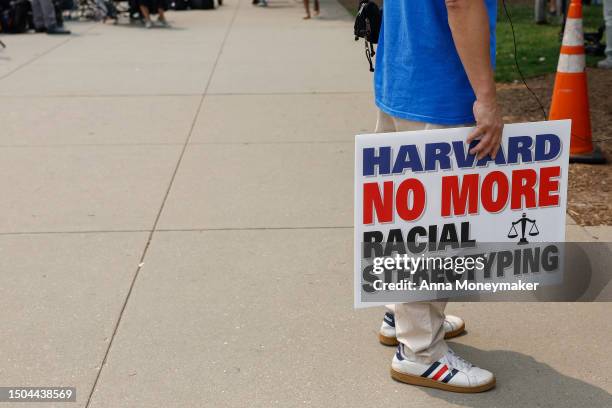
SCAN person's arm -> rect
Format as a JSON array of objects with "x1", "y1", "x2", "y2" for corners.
[{"x1": 446, "y1": 0, "x2": 503, "y2": 160}]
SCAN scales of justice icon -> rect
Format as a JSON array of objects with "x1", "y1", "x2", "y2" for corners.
[{"x1": 508, "y1": 213, "x2": 540, "y2": 245}]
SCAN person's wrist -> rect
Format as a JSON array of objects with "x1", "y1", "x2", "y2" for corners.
[
  {"x1": 476, "y1": 92, "x2": 497, "y2": 107},
  {"x1": 475, "y1": 83, "x2": 497, "y2": 106}
]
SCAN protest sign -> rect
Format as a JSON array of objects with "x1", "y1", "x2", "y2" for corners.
[{"x1": 354, "y1": 120, "x2": 571, "y2": 308}]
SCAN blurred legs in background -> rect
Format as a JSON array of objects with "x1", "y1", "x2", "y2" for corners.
[
  {"x1": 598, "y1": 0, "x2": 612, "y2": 68},
  {"x1": 31, "y1": 0, "x2": 70, "y2": 34},
  {"x1": 303, "y1": 0, "x2": 319, "y2": 19},
  {"x1": 139, "y1": 0, "x2": 168, "y2": 29}
]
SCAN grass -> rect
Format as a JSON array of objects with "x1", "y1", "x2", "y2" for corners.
[{"x1": 496, "y1": 2, "x2": 604, "y2": 82}]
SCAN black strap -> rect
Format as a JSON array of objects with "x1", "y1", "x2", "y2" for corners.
[{"x1": 365, "y1": 40, "x2": 374, "y2": 72}]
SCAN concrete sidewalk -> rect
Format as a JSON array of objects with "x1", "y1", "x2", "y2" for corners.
[{"x1": 0, "y1": 1, "x2": 610, "y2": 407}]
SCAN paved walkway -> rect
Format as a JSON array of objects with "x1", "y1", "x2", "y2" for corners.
[{"x1": 0, "y1": 1, "x2": 610, "y2": 407}]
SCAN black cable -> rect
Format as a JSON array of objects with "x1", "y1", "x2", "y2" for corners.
[{"x1": 501, "y1": 0, "x2": 548, "y2": 121}]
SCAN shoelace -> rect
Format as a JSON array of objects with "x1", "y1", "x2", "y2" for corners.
[{"x1": 446, "y1": 349, "x2": 473, "y2": 371}]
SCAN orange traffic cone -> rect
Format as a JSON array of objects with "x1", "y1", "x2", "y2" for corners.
[{"x1": 549, "y1": 0, "x2": 605, "y2": 164}]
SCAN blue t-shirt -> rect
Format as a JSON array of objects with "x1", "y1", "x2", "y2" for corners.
[{"x1": 374, "y1": 0, "x2": 497, "y2": 125}]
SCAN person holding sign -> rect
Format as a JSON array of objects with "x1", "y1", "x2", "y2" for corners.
[{"x1": 373, "y1": 0, "x2": 503, "y2": 393}]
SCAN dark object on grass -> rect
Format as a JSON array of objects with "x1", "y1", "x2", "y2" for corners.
[{"x1": 584, "y1": 23, "x2": 606, "y2": 57}]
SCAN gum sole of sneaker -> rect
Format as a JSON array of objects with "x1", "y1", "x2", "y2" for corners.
[
  {"x1": 444, "y1": 322, "x2": 465, "y2": 340},
  {"x1": 379, "y1": 322, "x2": 466, "y2": 347},
  {"x1": 379, "y1": 333, "x2": 399, "y2": 346},
  {"x1": 390, "y1": 368, "x2": 496, "y2": 393}
]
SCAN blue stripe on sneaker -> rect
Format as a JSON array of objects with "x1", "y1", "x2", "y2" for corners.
[
  {"x1": 420, "y1": 362, "x2": 441, "y2": 378},
  {"x1": 395, "y1": 345, "x2": 404, "y2": 361},
  {"x1": 441, "y1": 368, "x2": 458, "y2": 383},
  {"x1": 384, "y1": 313, "x2": 395, "y2": 327}
]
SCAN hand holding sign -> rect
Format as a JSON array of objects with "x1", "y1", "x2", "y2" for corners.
[{"x1": 467, "y1": 99, "x2": 504, "y2": 160}]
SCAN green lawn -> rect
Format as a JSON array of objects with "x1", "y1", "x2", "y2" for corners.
[{"x1": 496, "y1": 2, "x2": 604, "y2": 82}]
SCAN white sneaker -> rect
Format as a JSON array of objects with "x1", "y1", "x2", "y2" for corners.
[
  {"x1": 391, "y1": 346, "x2": 495, "y2": 393},
  {"x1": 379, "y1": 312, "x2": 465, "y2": 346},
  {"x1": 597, "y1": 57, "x2": 612, "y2": 69}
]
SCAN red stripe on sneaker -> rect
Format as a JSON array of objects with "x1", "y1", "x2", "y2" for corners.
[
  {"x1": 420, "y1": 361, "x2": 440, "y2": 378},
  {"x1": 432, "y1": 365, "x2": 448, "y2": 381}
]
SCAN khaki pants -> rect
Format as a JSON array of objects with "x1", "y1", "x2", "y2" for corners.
[{"x1": 375, "y1": 109, "x2": 469, "y2": 364}]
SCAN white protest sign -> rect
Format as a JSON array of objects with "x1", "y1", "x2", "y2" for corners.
[{"x1": 354, "y1": 120, "x2": 571, "y2": 308}]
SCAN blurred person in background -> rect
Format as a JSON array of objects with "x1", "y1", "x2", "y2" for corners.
[
  {"x1": 32, "y1": 0, "x2": 70, "y2": 34},
  {"x1": 303, "y1": 0, "x2": 319, "y2": 19},
  {"x1": 139, "y1": 0, "x2": 169, "y2": 28},
  {"x1": 598, "y1": 0, "x2": 612, "y2": 68}
]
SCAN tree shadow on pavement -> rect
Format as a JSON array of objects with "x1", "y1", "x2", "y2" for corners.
[{"x1": 420, "y1": 343, "x2": 612, "y2": 408}]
